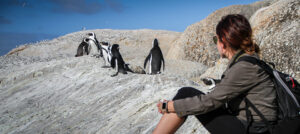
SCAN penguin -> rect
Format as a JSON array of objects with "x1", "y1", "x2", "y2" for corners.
[
  {"x1": 110, "y1": 44, "x2": 128, "y2": 77},
  {"x1": 201, "y1": 78, "x2": 221, "y2": 89},
  {"x1": 86, "y1": 32, "x2": 101, "y2": 57},
  {"x1": 75, "y1": 38, "x2": 89, "y2": 57},
  {"x1": 144, "y1": 38, "x2": 165, "y2": 74},
  {"x1": 99, "y1": 41, "x2": 112, "y2": 68}
]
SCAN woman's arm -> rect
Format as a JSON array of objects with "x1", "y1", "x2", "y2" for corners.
[
  {"x1": 173, "y1": 61, "x2": 258, "y2": 117},
  {"x1": 167, "y1": 101, "x2": 175, "y2": 113}
]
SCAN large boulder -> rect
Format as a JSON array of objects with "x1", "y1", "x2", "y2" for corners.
[
  {"x1": 1, "y1": 29, "x2": 208, "y2": 79},
  {"x1": 250, "y1": 0, "x2": 300, "y2": 80},
  {"x1": 0, "y1": 29, "x2": 209, "y2": 134},
  {"x1": 5, "y1": 29, "x2": 180, "y2": 63},
  {"x1": 167, "y1": 0, "x2": 277, "y2": 67}
]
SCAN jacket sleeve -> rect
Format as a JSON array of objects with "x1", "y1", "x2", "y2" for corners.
[{"x1": 173, "y1": 61, "x2": 259, "y2": 117}]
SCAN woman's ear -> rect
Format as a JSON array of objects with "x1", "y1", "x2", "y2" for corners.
[
  {"x1": 217, "y1": 40, "x2": 228, "y2": 58},
  {"x1": 220, "y1": 38, "x2": 227, "y2": 49},
  {"x1": 220, "y1": 43, "x2": 226, "y2": 52},
  {"x1": 217, "y1": 41, "x2": 224, "y2": 50}
]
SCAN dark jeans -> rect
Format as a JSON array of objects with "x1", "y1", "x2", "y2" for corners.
[{"x1": 173, "y1": 87, "x2": 270, "y2": 134}]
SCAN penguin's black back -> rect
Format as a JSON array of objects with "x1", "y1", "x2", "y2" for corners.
[
  {"x1": 75, "y1": 39, "x2": 89, "y2": 57},
  {"x1": 150, "y1": 45, "x2": 164, "y2": 73},
  {"x1": 111, "y1": 44, "x2": 126, "y2": 73}
]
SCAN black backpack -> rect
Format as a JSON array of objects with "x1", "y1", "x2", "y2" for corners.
[{"x1": 231, "y1": 54, "x2": 300, "y2": 134}]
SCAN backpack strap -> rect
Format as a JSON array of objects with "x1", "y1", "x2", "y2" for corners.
[
  {"x1": 244, "y1": 97, "x2": 253, "y2": 134},
  {"x1": 235, "y1": 56, "x2": 275, "y2": 76},
  {"x1": 231, "y1": 55, "x2": 276, "y2": 133},
  {"x1": 244, "y1": 97, "x2": 273, "y2": 133}
]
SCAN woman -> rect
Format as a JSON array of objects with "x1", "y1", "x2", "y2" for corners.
[{"x1": 153, "y1": 14, "x2": 277, "y2": 134}]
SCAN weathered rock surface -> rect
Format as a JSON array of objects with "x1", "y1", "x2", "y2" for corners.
[
  {"x1": 167, "y1": 0, "x2": 277, "y2": 66},
  {"x1": 0, "y1": 0, "x2": 298, "y2": 133},
  {"x1": 0, "y1": 57, "x2": 207, "y2": 134},
  {"x1": 0, "y1": 29, "x2": 209, "y2": 134},
  {"x1": 250, "y1": 0, "x2": 300, "y2": 80}
]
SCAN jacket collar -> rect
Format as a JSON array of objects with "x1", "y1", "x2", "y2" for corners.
[
  {"x1": 227, "y1": 49, "x2": 245, "y2": 69},
  {"x1": 226, "y1": 49, "x2": 259, "y2": 69}
]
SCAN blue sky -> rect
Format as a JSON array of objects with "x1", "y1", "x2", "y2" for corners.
[{"x1": 0, "y1": 0, "x2": 259, "y2": 56}]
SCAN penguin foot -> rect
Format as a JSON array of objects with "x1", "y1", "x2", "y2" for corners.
[{"x1": 111, "y1": 72, "x2": 118, "y2": 77}]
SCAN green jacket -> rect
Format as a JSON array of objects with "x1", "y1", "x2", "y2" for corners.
[{"x1": 174, "y1": 50, "x2": 277, "y2": 122}]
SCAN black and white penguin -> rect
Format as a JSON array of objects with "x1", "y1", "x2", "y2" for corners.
[
  {"x1": 99, "y1": 41, "x2": 112, "y2": 67},
  {"x1": 87, "y1": 32, "x2": 102, "y2": 57},
  {"x1": 75, "y1": 38, "x2": 90, "y2": 57},
  {"x1": 110, "y1": 44, "x2": 128, "y2": 77},
  {"x1": 144, "y1": 38, "x2": 165, "y2": 74},
  {"x1": 201, "y1": 78, "x2": 221, "y2": 89}
]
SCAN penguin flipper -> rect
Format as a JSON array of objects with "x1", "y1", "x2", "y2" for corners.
[
  {"x1": 95, "y1": 39, "x2": 100, "y2": 49},
  {"x1": 76, "y1": 42, "x2": 87, "y2": 57},
  {"x1": 162, "y1": 56, "x2": 165, "y2": 71},
  {"x1": 84, "y1": 44, "x2": 89, "y2": 55},
  {"x1": 144, "y1": 54, "x2": 150, "y2": 69},
  {"x1": 110, "y1": 57, "x2": 116, "y2": 68},
  {"x1": 98, "y1": 44, "x2": 103, "y2": 57}
]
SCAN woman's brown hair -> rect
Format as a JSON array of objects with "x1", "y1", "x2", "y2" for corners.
[{"x1": 216, "y1": 14, "x2": 259, "y2": 55}]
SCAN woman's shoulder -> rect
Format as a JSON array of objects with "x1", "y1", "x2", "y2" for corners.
[
  {"x1": 225, "y1": 54, "x2": 261, "y2": 80},
  {"x1": 234, "y1": 53, "x2": 260, "y2": 68},
  {"x1": 232, "y1": 54, "x2": 260, "y2": 71}
]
